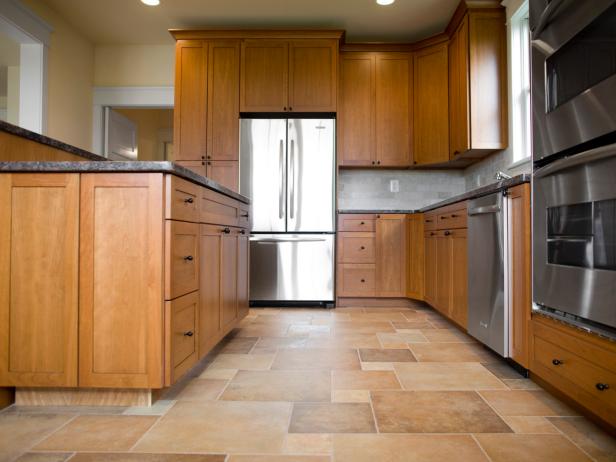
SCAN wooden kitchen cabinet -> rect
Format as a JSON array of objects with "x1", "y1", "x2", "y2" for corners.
[
  {"x1": 450, "y1": 228, "x2": 468, "y2": 328},
  {"x1": 0, "y1": 174, "x2": 79, "y2": 387},
  {"x1": 240, "y1": 40, "x2": 288, "y2": 112},
  {"x1": 413, "y1": 42, "x2": 449, "y2": 166},
  {"x1": 206, "y1": 160, "x2": 239, "y2": 192},
  {"x1": 221, "y1": 229, "x2": 239, "y2": 331},
  {"x1": 376, "y1": 214, "x2": 407, "y2": 297},
  {"x1": 435, "y1": 231, "x2": 452, "y2": 315},
  {"x1": 338, "y1": 52, "x2": 412, "y2": 167},
  {"x1": 407, "y1": 214, "x2": 425, "y2": 301},
  {"x1": 424, "y1": 230, "x2": 437, "y2": 306},
  {"x1": 165, "y1": 291, "x2": 199, "y2": 386},
  {"x1": 199, "y1": 225, "x2": 223, "y2": 357}
]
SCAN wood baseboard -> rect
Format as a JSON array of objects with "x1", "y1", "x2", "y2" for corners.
[
  {"x1": 0, "y1": 388, "x2": 15, "y2": 410},
  {"x1": 336, "y1": 297, "x2": 424, "y2": 308},
  {"x1": 15, "y1": 388, "x2": 155, "y2": 407}
]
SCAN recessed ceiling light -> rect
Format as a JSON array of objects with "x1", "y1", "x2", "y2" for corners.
[
  {"x1": 376, "y1": 0, "x2": 395, "y2": 5},
  {"x1": 141, "y1": 0, "x2": 160, "y2": 5}
]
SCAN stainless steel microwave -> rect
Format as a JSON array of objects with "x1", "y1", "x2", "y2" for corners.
[{"x1": 531, "y1": 0, "x2": 616, "y2": 162}]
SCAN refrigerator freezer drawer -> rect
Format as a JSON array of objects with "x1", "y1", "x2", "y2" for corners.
[{"x1": 250, "y1": 234, "x2": 335, "y2": 302}]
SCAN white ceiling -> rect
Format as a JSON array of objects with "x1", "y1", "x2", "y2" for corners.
[{"x1": 39, "y1": 0, "x2": 460, "y2": 45}]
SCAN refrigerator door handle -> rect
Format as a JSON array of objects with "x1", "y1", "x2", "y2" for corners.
[
  {"x1": 290, "y1": 139, "x2": 295, "y2": 220},
  {"x1": 278, "y1": 139, "x2": 284, "y2": 219}
]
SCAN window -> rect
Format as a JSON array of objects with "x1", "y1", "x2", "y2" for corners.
[{"x1": 510, "y1": 1, "x2": 531, "y2": 163}]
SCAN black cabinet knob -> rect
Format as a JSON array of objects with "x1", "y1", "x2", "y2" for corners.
[
  {"x1": 184, "y1": 255, "x2": 194, "y2": 261},
  {"x1": 444, "y1": 230, "x2": 451, "y2": 236},
  {"x1": 283, "y1": 107, "x2": 287, "y2": 111},
  {"x1": 360, "y1": 279, "x2": 365, "y2": 283},
  {"x1": 289, "y1": 107, "x2": 293, "y2": 111},
  {"x1": 377, "y1": 160, "x2": 381, "y2": 165},
  {"x1": 552, "y1": 359, "x2": 562, "y2": 366},
  {"x1": 184, "y1": 197, "x2": 194, "y2": 204},
  {"x1": 207, "y1": 155, "x2": 211, "y2": 159},
  {"x1": 430, "y1": 232, "x2": 436, "y2": 236},
  {"x1": 360, "y1": 246, "x2": 365, "y2": 250},
  {"x1": 183, "y1": 331, "x2": 194, "y2": 337},
  {"x1": 451, "y1": 214, "x2": 458, "y2": 218},
  {"x1": 371, "y1": 161, "x2": 375, "y2": 165},
  {"x1": 223, "y1": 227, "x2": 231, "y2": 234},
  {"x1": 360, "y1": 221, "x2": 365, "y2": 225},
  {"x1": 201, "y1": 155, "x2": 205, "y2": 160},
  {"x1": 240, "y1": 229, "x2": 246, "y2": 235},
  {"x1": 596, "y1": 383, "x2": 609, "y2": 391}
]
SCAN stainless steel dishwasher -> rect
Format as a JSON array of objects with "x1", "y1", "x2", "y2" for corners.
[{"x1": 467, "y1": 192, "x2": 509, "y2": 357}]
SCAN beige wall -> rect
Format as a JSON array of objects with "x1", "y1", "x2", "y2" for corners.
[
  {"x1": 94, "y1": 45, "x2": 175, "y2": 87},
  {"x1": 22, "y1": 0, "x2": 95, "y2": 151},
  {"x1": 115, "y1": 108, "x2": 173, "y2": 161}
]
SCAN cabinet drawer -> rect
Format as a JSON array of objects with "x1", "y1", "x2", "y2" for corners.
[
  {"x1": 338, "y1": 214, "x2": 376, "y2": 232},
  {"x1": 165, "y1": 221, "x2": 200, "y2": 300},
  {"x1": 423, "y1": 212, "x2": 438, "y2": 230},
  {"x1": 200, "y1": 187, "x2": 243, "y2": 227},
  {"x1": 337, "y1": 264, "x2": 376, "y2": 297},
  {"x1": 437, "y1": 209, "x2": 467, "y2": 229},
  {"x1": 165, "y1": 175, "x2": 200, "y2": 223},
  {"x1": 165, "y1": 291, "x2": 198, "y2": 385},
  {"x1": 338, "y1": 232, "x2": 375, "y2": 264}
]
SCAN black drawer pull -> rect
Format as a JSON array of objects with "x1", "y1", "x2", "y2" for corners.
[
  {"x1": 596, "y1": 383, "x2": 609, "y2": 391},
  {"x1": 430, "y1": 232, "x2": 436, "y2": 236},
  {"x1": 184, "y1": 197, "x2": 194, "y2": 204},
  {"x1": 183, "y1": 331, "x2": 194, "y2": 337},
  {"x1": 360, "y1": 221, "x2": 365, "y2": 225},
  {"x1": 552, "y1": 359, "x2": 563, "y2": 366},
  {"x1": 360, "y1": 246, "x2": 365, "y2": 250},
  {"x1": 360, "y1": 279, "x2": 365, "y2": 283},
  {"x1": 241, "y1": 212, "x2": 249, "y2": 218},
  {"x1": 451, "y1": 214, "x2": 458, "y2": 218},
  {"x1": 444, "y1": 230, "x2": 451, "y2": 236},
  {"x1": 184, "y1": 255, "x2": 194, "y2": 261},
  {"x1": 223, "y1": 227, "x2": 231, "y2": 234},
  {"x1": 239, "y1": 229, "x2": 246, "y2": 235},
  {"x1": 441, "y1": 216, "x2": 448, "y2": 220},
  {"x1": 426, "y1": 219, "x2": 433, "y2": 223}
]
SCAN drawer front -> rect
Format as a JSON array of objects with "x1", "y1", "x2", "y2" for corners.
[
  {"x1": 238, "y1": 203, "x2": 250, "y2": 229},
  {"x1": 338, "y1": 264, "x2": 376, "y2": 297},
  {"x1": 437, "y1": 209, "x2": 467, "y2": 229},
  {"x1": 200, "y1": 188, "x2": 241, "y2": 227},
  {"x1": 338, "y1": 233, "x2": 375, "y2": 264},
  {"x1": 166, "y1": 221, "x2": 200, "y2": 300},
  {"x1": 338, "y1": 214, "x2": 376, "y2": 232},
  {"x1": 165, "y1": 175, "x2": 200, "y2": 223},
  {"x1": 424, "y1": 212, "x2": 438, "y2": 231},
  {"x1": 165, "y1": 291, "x2": 198, "y2": 385}
]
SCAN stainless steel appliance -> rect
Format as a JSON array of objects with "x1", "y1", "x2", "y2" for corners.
[
  {"x1": 531, "y1": 0, "x2": 616, "y2": 162},
  {"x1": 240, "y1": 118, "x2": 335, "y2": 305},
  {"x1": 467, "y1": 192, "x2": 510, "y2": 356},
  {"x1": 533, "y1": 143, "x2": 616, "y2": 334}
]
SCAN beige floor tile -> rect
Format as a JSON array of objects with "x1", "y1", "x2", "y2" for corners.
[
  {"x1": 235, "y1": 325, "x2": 291, "y2": 338},
  {"x1": 474, "y1": 434, "x2": 593, "y2": 462},
  {"x1": 304, "y1": 334, "x2": 381, "y2": 349},
  {"x1": 287, "y1": 325, "x2": 331, "y2": 336},
  {"x1": 502, "y1": 416, "x2": 560, "y2": 434},
  {"x1": 479, "y1": 390, "x2": 579, "y2": 416},
  {"x1": 221, "y1": 370, "x2": 330, "y2": 402},
  {"x1": 392, "y1": 321, "x2": 435, "y2": 330},
  {"x1": 332, "y1": 390, "x2": 371, "y2": 403},
  {"x1": 548, "y1": 417, "x2": 616, "y2": 462},
  {"x1": 393, "y1": 362, "x2": 508, "y2": 391},
  {"x1": 251, "y1": 337, "x2": 308, "y2": 354},
  {"x1": 377, "y1": 332, "x2": 428, "y2": 347},
  {"x1": 331, "y1": 322, "x2": 395, "y2": 334},
  {"x1": 0, "y1": 413, "x2": 74, "y2": 462},
  {"x1": 332, "y1": 434, "x2": 490, "y2": 462},
  {"x1": 481, "y1": 361, "x2": 525, "y2": 379},
  {"x1": 371, "y1": 390, "x2": 512, "y2": 433},
  {"x1": 289, "y1": 403, "x2": 376, "y2": 433},
  {"x1": 220, "y1": 337, "x2": 259, "y2": 354},
  {"x1": 333, "y1": 370, "x2": 400, "y2": 390},
  {"x1": 427, "y1": 317, "x2": 457, "y2": 328},
  {"x1": 207, "y1": 354, "x2": 275, "y2": 371},
  {"x1": 228, "y1": 456, "x2": 330, "y2": 462},
  {"x1": 421, "y1": 329, "x2": 475, "y2": 343},
  {"x1": 272, "y1": 348, "x2": 360, "y2": 370},
  {"x1": 347, "y1": 312, "x2": 408, "y2": 322},
  {"x1": 13, "y1": 453, "x2": 73, "y2": 462},
  {"x1": 361, "y1": 362, "x2": 394, "y2": 371},
  {"x1": 200, "y1": 368, "x2": 238, "y2": 380},
  {"x1": 409, "y1": 343, "x2": 495, "y2": 362},
  {"x1": 35, "y1": 415, "x2": 157, "y2": 452},
  {"x1": 176, "y1": 379, "x2": 228, "y2": 401},
  {"x1": 284, "y1": 433, "x2": 332, "y2": 454},
  {"x1": 503, "y1": 378, "x2": 542, "y2": 390},
  {"x1": 358, "y1": 349, "x2": 415, "y2": 362},
  {"x1": 134, "y1": 401, "x2": 291, "y2": 454},
  {"x1": 68, "y1": 454, "x2": 225, "y2": 462}
]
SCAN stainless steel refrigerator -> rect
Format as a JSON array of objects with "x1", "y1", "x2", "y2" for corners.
[{"x1": 240, "y1": 118, "x2": 336, "y2": 306}]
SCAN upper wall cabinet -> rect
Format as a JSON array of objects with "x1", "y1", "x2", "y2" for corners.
[
  {"x1": 338, "y1": 52, "x2": 412, "y2": 167},
  {"x1": 240, "y1": 39, "x2": 339, "y2": 113},
  {"x1": 448, "y1": 8, "x2": 508, "y2": 160}
]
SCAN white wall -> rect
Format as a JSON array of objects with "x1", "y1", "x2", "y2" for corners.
[{"x1": 94, "y1": 45, "x2": 175, "y2": 87}]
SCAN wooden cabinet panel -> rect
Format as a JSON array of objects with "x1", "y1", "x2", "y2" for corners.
[
  {"x1": 79, "y1": 174, "x2": 164, "y2": 388},
  {"x1": 338, "y1": 214, "x2": 376, "y2": 232},
  {"x1": 375, "y1": 53, "x2": 412, "y2": 167},
  {"x1": 0, "y1": 174, "x2": 79, "y2": 387},
  {"x1": 165, "y1": 175, "x2": 200, "y2": 223},
  {"x1": 435, "y1": 231, "x2": 451, "y2": 315},
  {"x1": 199, "y1": 225, "x2": 222, "y2": 358},
  {"x1": 407, "y1": 214, "x2": 425, "y2": 300},
  {"x1": 240, "y1": 40, "x2": 289, "y2": 112},
  {"x1": 207, "y1": 160, "x2": 239, "y2": 192},
  {"x1": 509, "y1": 184, "x2": 531, "y2": 368},
  {"x1": 200, "y1": 187, "x2": 243, "y2": 227},
  {"x1": 376, "y1": 214, "x2": 407, "y2": 297},
  {"x1": 338, "y1": 53, "x2": 375, "y2": 167},
  {"x1": 338, "y1": 264, "x2": 376, "y2": 297},
  {"x1": 165, "y1": 291, "x2": 198, "y2": 386},
  {"x1": 424, "y1": 231, "x2": 437, "y2": 306},
  {"x1": 237, "y1": 230, "x2": 250, "y2": 320},
  {"x1": 207, "y1": 40, "x2": 240, "y2": 161},
  {"x1": 436, "y1": 202, "x2": 467, "y2": 229},
  {"x1": 449, "y1": 17, "x2": 470, "y2": 158},
  {"x1": 165, "y1": 221, "x2": 200, "y2": 300},
  {"x1": 450, "y1": 228, "x2": 468, "y2": 329},
  {"x1": 338, "y1": 232, "x2": 376, "y2": 264},
  {"x1": 174, "y1": 40, "x2": 207, "y2": 161},
  {"x1": 289, "y1": 40, "x2": 337, "y2": 112},
  {"x1": 413, "y1": 42, "x2": 449, "y2": 166},
  {"x1": 221, "y1": 232, "x2": 238, "y2": 330}
]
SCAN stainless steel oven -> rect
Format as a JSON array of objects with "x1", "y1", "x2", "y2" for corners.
[
  {"x1": 531, "y1": 0, "x2": 616, "y2": 162},
  {"x1": 533, "y1": 142, "x2": 616, "y2": 334}
]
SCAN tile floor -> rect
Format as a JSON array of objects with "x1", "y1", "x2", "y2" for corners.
[{"x1": 1, "y1": 304, "x2": 615, "y2": 462}]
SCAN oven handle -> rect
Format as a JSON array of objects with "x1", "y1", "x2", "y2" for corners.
[
  {"x1": 532, "y1": 0, "x2": 566, "y2": 40},
  {"x1": 534, "y1": 142, "x2": 616, "y2": 179}
]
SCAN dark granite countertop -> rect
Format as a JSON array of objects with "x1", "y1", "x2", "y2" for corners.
[
  {"x1": 0, "y1": 161, "x2": 250, "y2": 204},
  {"x1": 0, "y1": 120, "x2": 107, "y2": 161}
]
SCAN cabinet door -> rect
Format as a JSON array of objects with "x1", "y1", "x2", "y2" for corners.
[
  {"x1": 199, "y1": 225, "x2": 222, "y2": 358},
  {"x1": 413, "y1": 43, "x2": 449, "y2": 166},
  {"x1": 435, "y1": 231, "x2": 452, "y2": 315},
  {"x1": 175, "y1": 160, "x2": 207, "y2": 178},
  {"x1": 221, "y1": 231, "x2": 238, "y2": 330},
  {"x1": 174, "y1": 40, "x2": 207, "y2": 161},
  {"x1": 376, "y1": 214, "x2": 407, "y2": 297},
  {"x1": 207, "y1": 40, "x2": 240, "y2": 161},
  {"x1": 237, "y1": 229, "x2": 250, "y2": 320},
  {"x1": 240, "y1": 40, "x2": 289, "y2": 112},
  {"x1": 289, "y1": 40, "x2": 337, "y2": 112},
  {"x1": 375, "y1": 53, "x2": 412, "y2": 167},
  {"x1": 449, "y1": 17, "x2": 470, "y2": 159},
  {"x1": 207, "y1": 160, "x2": 239, "y2": 192},
  {"x1": 338, "y1": 53, "x2": 375, "y2": 167},
  {"x1": 0, "y1": 174, "x2": 79, "y2": 387},
  {"x1": 164, "y1": 291, "x2": 198, "y2": 386},
  {"x1": 79, "y1": 174, "x2": 164, "y2": 388},
  {"x1": 424, "y1": 231, "x2": 437, "y2": 306},
  {"x1": 509, "y1": 184, "x2": 531, "y2": 368},
  {"x1": 407, "y1": 214, "x2": 425, "y2": 300},
  {"x1": 450, "y1": 228, "x2": 468, "y2": 329}
]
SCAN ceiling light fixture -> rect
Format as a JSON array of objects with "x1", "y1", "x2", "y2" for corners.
[
  {"x1": 141, "y1": 0, "x2": 160, "y2": 5},
  {"x1": 376, "y1": 0, "x2": 395, "y2": 5}
]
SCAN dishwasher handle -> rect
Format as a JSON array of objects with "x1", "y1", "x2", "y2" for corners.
[{"x1": 468, "y1": 204, "x2": 501, "y2": 216}]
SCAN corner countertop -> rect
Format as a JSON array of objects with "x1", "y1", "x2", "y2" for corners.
[
  {"x1": 338, "y1": 173, "x2": 530, "y2": 215},
  {"x1": 0, "y1": 161, "x2": 250, "y2": 204}
]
